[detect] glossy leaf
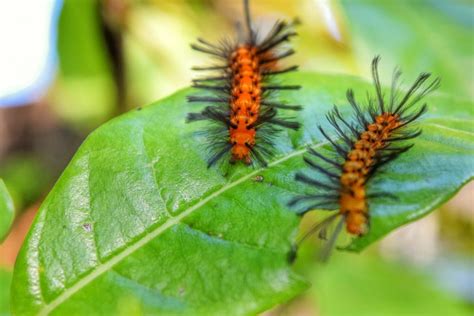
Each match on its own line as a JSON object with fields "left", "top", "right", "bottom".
{"left": 0, "top": 179, "right": 15, "bottom": 242}
{"left": 12, "top": 72, "right": 473, "bottom": 315}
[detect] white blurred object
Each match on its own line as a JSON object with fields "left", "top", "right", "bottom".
{"left": 444, "top": 181, "right": 474, "bottom": 222}
{"left": 314, "top": 0, "right": 342, "bottom": 42}
{"left": 380, "top": 213, "right": 440, "bottom": 266}
{"left": 0, "top": 0, "right": 62, "bottom": 107}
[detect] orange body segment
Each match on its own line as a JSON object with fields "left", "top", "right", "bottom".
{"left": 229, "top": 45, "right": 262, "bottom": 164}
{"left": 339, "top": 113, "right": 401, "bottom": 235}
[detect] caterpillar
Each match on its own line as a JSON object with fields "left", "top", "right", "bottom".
{"left": 186, "top": 0, "right": 301, "bottom": 167}
{"left": 289, "top": 56, "right": 440, "bottom": 260}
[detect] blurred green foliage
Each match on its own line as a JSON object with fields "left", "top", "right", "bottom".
{"left": 294, "top": 250, "right": 472, "bottom": 316}
{"left": 0, "top": 180, "right": 14, "bottom": 241}
{"left": 341, "top": 0, "right": 473, "bottom": 98}
{"left": 54, "top": 0, "right": 114, "bottom": 127}
{"left": 0, "top": 155, "right": 51, "bottom": 212}
{"left": 0, "top": 269, "right": 11, "bottom": 316}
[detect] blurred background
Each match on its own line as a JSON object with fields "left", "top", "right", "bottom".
{"left": 0, "top": 0, "right": 472, "bottom": 315}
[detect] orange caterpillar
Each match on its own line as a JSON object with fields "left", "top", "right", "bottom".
{"left": 290, "top": 57, "right": 440, "bottom": 260}
{"left": 339, "top": 112, "right": 402, "bottom": 235}
{"left": 187, "top": 0, "right": 301, "bottom": 167}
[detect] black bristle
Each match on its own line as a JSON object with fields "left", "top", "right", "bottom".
{"left": 262, "top": 85, "right": 301, "bottom": 91}
{"left": 260, "top": 49, "right": 295, "bottom": 64}
{"left": 263, "top": 65, "right": 299, "bottom": 76}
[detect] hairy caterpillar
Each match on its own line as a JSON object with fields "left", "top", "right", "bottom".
{"left": 290, "top": 57, "right": 440, "bottom": 260}
{"left": 186, "top": 0, "right": 301, "bottom": 167}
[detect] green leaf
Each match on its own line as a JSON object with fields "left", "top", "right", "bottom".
{"left": 341, "top": 0, "right": 474, "bottom": 98}
{"left": 0, "top": 179, "right": 15, "bottom": 242}
{"left": 0, "top": 268, "right": 12, "bottom": 316}
{"left": 12, "top": 72, "right": 473, "bottom": 315}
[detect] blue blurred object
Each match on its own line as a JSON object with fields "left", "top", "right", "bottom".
{"left": 0, "top": 0, "right": 63, "bottom": 107}
{"left": 431, "top": 255, "right": 474, "bottom": 303}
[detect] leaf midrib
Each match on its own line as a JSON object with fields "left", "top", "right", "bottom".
{"left": 37, "top": 144, "right": 322, "bottom": 316}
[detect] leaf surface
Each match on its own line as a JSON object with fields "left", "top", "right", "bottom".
{"left": 12, "top": 72, "right": 474, "bottom": 315}
{"left": 0, "top": 179, "right": 15, "bottom": 242}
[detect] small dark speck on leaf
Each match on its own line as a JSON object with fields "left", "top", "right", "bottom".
{"left": 137, "top": 107, "right": 142, "bottom": 111}
{"left": 253, "top": 175, "right": 264, "bottom": 182}
{"left": 83, "top": 223, "right": 92, "bottom": 232}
